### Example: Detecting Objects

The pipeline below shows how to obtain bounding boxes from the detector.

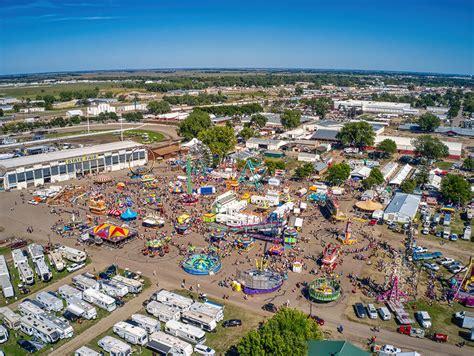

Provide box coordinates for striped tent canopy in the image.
[93,223,130,241]
[108,209,122,216]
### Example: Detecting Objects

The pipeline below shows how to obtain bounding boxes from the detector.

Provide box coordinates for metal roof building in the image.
[383,193,421,223]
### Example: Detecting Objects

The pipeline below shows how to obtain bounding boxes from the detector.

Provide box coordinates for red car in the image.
[308,315,325,326]
[433,333,448,343]
[369,219,377,226]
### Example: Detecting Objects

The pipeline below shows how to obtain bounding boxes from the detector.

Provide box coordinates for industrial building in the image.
[334,100,419,115]
[384,193,422,223]
[0,141,147,191]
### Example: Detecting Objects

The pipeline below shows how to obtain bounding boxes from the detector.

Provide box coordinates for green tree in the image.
[265,160,286,175]
[280,110,301,129]
[336,121,375,149]
[250,114,267,128]
[304,97,333,118]
[417,112,441,132]
[400,178,417,193]
[362,167,384,189]
[325,162,351,186]
[462,157,474,172]
[0,108,3,117]
[148,100,171,114]
[198,126,236,163]
[294,163,314,180]
[412,135,449,160]
[122,112,143,122]
[240,127,255,141]
[376,138,397,155]
[178,109,212,141]
[415,164,430,186]
[441,174,472,204]
[235,308,322,356]
[295,86,304,95]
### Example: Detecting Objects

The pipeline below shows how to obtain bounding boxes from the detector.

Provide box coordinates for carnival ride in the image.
[377,259,408,303]
[182,253,222,275]
[209,229,226,242]
[181,155,199,205]
[268,245,284,256]
[238,264,284,294]
[142,214,165,228]
[238,160,266,190]
[142,236,170,257]
[186,140,212,177]
[174,214,192,234]
[89,198,107,215]
[337,221,357,245]
[283,228,298,247]
[236,234,255,251]
[453,257,474,306]
[129,146,156,176]
[308,277,341,302]
[321,243,341,268]
[121,208,138,220]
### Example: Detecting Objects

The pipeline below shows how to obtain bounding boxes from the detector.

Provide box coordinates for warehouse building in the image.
[0,141,147,191]
[334,100,419,115]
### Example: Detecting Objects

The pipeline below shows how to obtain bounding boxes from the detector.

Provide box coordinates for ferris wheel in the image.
[187,141,212,175]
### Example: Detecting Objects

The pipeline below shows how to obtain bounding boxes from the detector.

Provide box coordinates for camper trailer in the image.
[83,288,116,312]
[66,297,97,320]
[146,301,181,322]
[34,258,52,282]
[48,250,65,272]
[12,249,34,285]
[153,290,193,311]
[20,315,60,344]
[36,291,64,312]
[100,280,129,298]
[27,243,45,262]
[35,311,74,339]
[190,301,225,322]
[181,309,217,332]
[98,335,132,356]
[165,319,206,344]
[111,275,143,294]
[0,325,8,344]
[0,255,14,298]
[148,331,193,356]
[75,346,101,356]
[58,245,87,263]
[112,321,148,346]
[73,274,99,291]
[18,299,45,316]
[0,307,21,330]
[130,314,160,334]
[58,284,83,301]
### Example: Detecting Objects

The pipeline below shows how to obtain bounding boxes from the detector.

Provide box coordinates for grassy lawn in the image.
[435,162,454,170]
[0,83,127,99]
[123,130,166,143]
[174,289,264,353]
[46,129,109,138]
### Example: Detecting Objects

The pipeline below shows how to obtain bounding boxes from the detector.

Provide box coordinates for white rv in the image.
[98,335,132,356]
[18,299,45,316]
[83,288,116,312]
[0,255,14,298]
[131,313,160,334]
[100,280,129,298]
[153,290,193,311]
[112,321,148,346]
[146,301,181,322]
[111,275,143,293]
[12,249,35,285]
[36,291,63,312]
[73,274,99,291]
[75,346,101,356]
[190,301,225,322]
[181,309,217,332]
[148,331,193,356]
[35,311,74,339]
[0,324,8,344]
[165,319,206,344]
[27,243,45,262]
[20,315,60,344]
[48,250,65,271]
[58,245,87,263]
[58,284,83,301]
[34,259,52,282]
[0,307,21,330]
[66,297,97,320]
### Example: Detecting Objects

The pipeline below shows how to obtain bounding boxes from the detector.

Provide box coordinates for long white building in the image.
[334,100,419,115]
[1,141,147,191]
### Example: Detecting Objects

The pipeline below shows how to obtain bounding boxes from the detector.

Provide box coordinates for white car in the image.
[28,200,39,205]
[67,263,85,273]
[449,265,466,274]
[437,257,454,266]
[381,345,401,354]
[194,344,216,356]
[413,246,428,253]
[423,262,439,271]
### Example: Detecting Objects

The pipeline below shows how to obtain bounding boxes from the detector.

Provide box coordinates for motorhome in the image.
[0,307,21,330]
[165,319,206,344]
[27,243,45,262]
[36,291,63,312]
[83,288,116,312]
[100,280,129,298]
[153,290,193,311]
[34,258,52,282]
[20,315,60,343]
[146,301,181,322]
[48,250,65,271]
[131,313,160,334]
[148,331,193,356]
[0,324,8,344]
[35,311,74,339]
[18,299,45,316]
[0,255,14,298]
[112,321,148,346]
[58,284,83,301]
[181,309,217,332]
[58,245,87,263]
[73,274,99,291]
[111,275,143,294]
[98,335,132,356]
[75,346,101,356]
[12,249,34,285]
[66,297,97,320]
[190,301,224,322]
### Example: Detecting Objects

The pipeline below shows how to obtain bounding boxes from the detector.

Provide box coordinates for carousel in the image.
[142,237,171,257]
[182,253,222,275]
[308,277,341,302]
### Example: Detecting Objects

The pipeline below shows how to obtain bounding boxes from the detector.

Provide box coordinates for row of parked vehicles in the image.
[420,208,471,241]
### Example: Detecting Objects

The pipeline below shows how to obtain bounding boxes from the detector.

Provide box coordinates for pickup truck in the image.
[398,325,425,338]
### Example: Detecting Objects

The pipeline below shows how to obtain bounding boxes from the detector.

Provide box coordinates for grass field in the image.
[123,130,166,143]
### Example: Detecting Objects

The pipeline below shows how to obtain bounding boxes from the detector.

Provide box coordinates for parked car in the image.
[416,311,432,328]
[381,345,401,353]
[262,303,278,313]
[308,315,325,326]
[423,262,440,272]
[378,307,391,321]
[353,303,367,318]
[438,257,454,266]
[114,298,125,307]
[366,304,378,319]
[414,246,428,253]
[67,263,85,273]
[368,219,377,226]
[17,339,38,354]
[448,265,466,274]
[449,234,458,241]
[422,227,429,235]
[194,344,216,356]
[223,319,242,328]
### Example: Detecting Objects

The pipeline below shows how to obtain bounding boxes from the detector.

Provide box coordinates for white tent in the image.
[268,178,281,186]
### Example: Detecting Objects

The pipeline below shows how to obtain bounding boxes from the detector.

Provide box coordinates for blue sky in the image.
[0,0,472,75]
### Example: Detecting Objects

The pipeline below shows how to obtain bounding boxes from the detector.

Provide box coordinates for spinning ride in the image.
[308,277,341,302]
[321,243,341,267]
[283,228,298,247]
[174,214,192,234]
[236,234,255,251]
[182,253,221,275]
[238,268,284,294]
[209,229,226,242]
[129,146,155,176]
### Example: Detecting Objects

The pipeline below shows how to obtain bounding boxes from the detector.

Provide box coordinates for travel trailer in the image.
[75,346,101,356]
[58,245,87,263]
[164,319,206,344]
[181,309,217,332]
[20,315,60,344]
[97,335,132,356]
[48,250,65,272]
[12,249,34,285]
[130,313,160,333]
[36,291,64,312]
[190,301,225,322]
[0,307,21,330]
[0,325,8,344]
[66,297,97,320]
[153,290,193,311]
[34,258,52,282]
[147,331,193,356]
[35,311,74,339]
[18,299,45,316]
[111,275,143,293]
[100,280,129,298]
[83,288,116,312]
[0,255,14,298]
[146,301,181,322]
[112,321,148,346]
[73,274,99,291]
[58,284,83,301]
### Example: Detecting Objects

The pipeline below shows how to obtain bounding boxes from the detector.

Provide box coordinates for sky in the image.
[0,0,472,75]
